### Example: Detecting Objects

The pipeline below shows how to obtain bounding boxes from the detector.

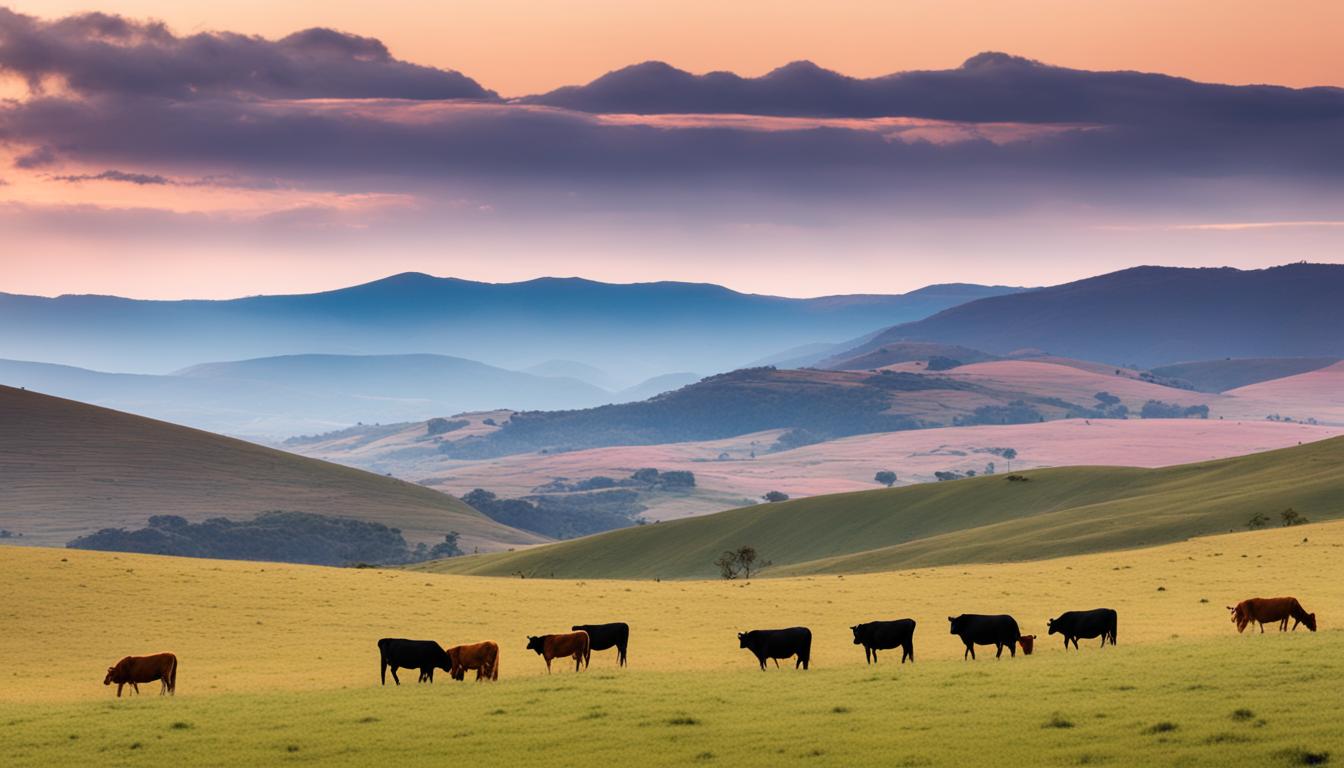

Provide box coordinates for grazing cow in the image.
[377,638,451,685]
[1018,635,1036,655]
[572,623,629,667]
[948,614,1021,660]
[526,632,591,672]
[103,653,177,697]
[1047,608,1119,649]
[850,619,916,664]
[738,627,812,670]
[1228,597,1317,634]
[447,641,500,681]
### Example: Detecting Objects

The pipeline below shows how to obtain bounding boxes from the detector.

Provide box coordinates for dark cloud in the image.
[522,53,1344,125]
[52,168,170,185]
[13,144,57,168]
[0,8,496,100]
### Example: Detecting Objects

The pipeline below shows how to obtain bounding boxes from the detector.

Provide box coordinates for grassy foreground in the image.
[3,520,1343,765]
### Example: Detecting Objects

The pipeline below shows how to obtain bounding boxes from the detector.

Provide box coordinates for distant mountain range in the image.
[0,354,696,438]
[825,264,1344,369]
[0,274,1021,382]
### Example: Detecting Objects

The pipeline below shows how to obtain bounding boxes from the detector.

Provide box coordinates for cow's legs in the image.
[545,655,553,673]
[116,682,124,697]
[575,653,582,672]
[380,659,387,686]
[390,666,401,685]
[131,682,140,695]
[964,643,974,660]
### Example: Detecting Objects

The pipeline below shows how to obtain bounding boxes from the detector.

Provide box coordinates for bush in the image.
[763,491,790,503]
[874,470,897,487]
[1281,508,1309,527]
[66,511,453,566]
[1246,512,1270,530]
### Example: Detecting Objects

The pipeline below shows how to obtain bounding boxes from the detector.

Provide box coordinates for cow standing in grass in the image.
[738,627,812,670]
[1048,608,1118,649]
[1229,597,1317,633]
[526,631,591,672]
[447,641,500,681]
[572,623,629,667]
[850,619,915,664]
[377,638,451,685]
[104,653,177,697]
[948,614,1021,659]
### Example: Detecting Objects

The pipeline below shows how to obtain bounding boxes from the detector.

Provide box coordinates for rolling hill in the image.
[0,273,1020,381]
[421,435,1344,578]
[0,386,545,551]
[827,264,1344,368]
[1149,357,1341,393]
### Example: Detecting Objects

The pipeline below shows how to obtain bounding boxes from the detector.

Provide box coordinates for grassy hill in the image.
[0,386,544,551]
[420,436,1344,578]
[1149,357,1340,393]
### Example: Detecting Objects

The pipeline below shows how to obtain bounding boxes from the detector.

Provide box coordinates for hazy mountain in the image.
[0,274,1022,377]
[0,354,612,437]
[614,372,703,402]
[522,360,619,389]
[826,264,1344,369]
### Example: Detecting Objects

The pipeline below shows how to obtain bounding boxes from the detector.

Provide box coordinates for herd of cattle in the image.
[101,597,1318,695]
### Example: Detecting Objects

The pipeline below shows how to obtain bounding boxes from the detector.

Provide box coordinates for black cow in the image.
[948,614,1021,660]
[738,627,811,670]
[851,619,916,664]
[1047,609,1118,649]
[572,623,629,667]
[377,638,451,685]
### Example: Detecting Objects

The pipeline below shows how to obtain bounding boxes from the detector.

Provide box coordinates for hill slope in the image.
[0,273,1020,379]
[421,436,1344,578]
[828,264,1344,368]
[1148,357,1340,393]
[0,386,545,551]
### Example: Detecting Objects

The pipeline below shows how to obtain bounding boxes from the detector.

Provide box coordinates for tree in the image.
[874,470,897,487]
[715,550,740,580]
[1001,448,1017,460]
[1280,508,1309,527]
[1246,512,1270,530]
[984,462,995,476]
[715,545,770,579]
[763,491,790,503]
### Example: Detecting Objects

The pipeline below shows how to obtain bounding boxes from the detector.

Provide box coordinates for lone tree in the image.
[874,470,897,487]
[715,545,770,579]
[1280,508,1309,527]
[1246,512,1270,530]
[763,490,790,503]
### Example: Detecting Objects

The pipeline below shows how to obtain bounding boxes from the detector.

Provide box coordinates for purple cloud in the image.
[52,168,170,185]
[0,8,495,100]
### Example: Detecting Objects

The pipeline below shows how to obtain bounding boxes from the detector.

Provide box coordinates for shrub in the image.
[1281,508,1309,527]
[874,470,897,487]
[1246,512,1270,530]
[762,491,790,503]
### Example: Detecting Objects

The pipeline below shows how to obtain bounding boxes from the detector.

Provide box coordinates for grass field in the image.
[420,436,1344,578]
[0,386,542,551]
[2,521,1343,765]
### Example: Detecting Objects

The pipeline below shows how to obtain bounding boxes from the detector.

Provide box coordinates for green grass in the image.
[419,436,1344,578]
[4,634,1340,767]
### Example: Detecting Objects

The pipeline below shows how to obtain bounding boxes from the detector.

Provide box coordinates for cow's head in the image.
[525,636,545,655]
[850,625,863,644]
[103,667,116,686]
[947,616,962,634]
[1304,613,1318,632]
[1047,617,1058,635]
[1019,635,1036,655]
[737,632,749,649]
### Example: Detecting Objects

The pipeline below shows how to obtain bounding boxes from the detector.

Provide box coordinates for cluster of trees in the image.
[954,401,1044,426]
[426,417,469,436]
[66,512,461,566]
[924,356,963,371]
[874,470,897,487]
[762,491,790,503]
[1246,508,1311,530]
[531,468,695,494]
[1140,400,1209,419]
[715,545,770,579]
[462,489,646,539]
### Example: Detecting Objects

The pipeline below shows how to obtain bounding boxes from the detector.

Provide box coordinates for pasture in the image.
[4,519,1344,765]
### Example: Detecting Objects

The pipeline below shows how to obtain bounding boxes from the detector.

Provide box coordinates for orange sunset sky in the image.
[1,1,1342,299]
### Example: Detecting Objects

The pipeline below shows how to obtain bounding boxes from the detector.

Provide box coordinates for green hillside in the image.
[1149,357,1339,392]
[0,385,545,552]
[418,435,1344,578]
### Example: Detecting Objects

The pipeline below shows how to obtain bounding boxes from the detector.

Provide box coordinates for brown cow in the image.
[1018,635,1036,655]
[104,653,177,697]
[1228,597,1317,634]
[526,631,590,673]
[448,641,500,681]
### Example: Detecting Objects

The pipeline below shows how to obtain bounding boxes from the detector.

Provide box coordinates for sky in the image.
[1,1,1342,299]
